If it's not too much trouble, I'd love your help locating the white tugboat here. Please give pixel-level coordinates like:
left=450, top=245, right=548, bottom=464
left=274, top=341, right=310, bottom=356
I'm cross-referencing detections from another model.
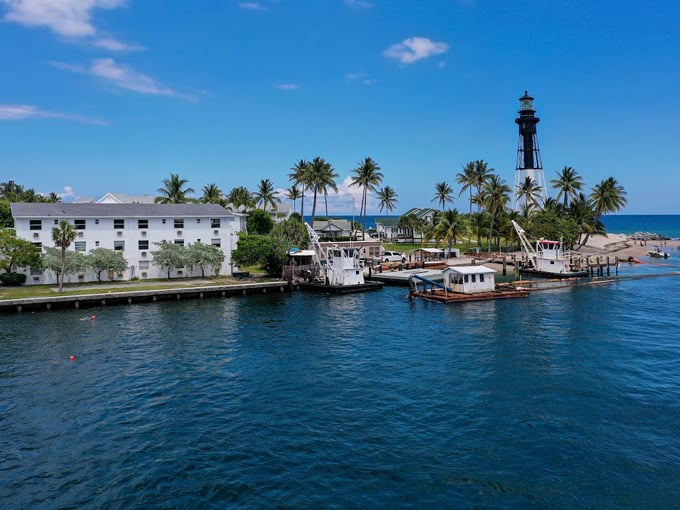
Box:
left=512, top=220, right=588, bottom=278
left=292, top=223, right=383, bottom=293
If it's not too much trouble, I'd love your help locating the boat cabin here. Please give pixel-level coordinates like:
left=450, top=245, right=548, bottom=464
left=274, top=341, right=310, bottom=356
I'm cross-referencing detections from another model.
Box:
left=443, top=265, right=495, bottom=294
left=534, top=239, right=571, bottom=273
left=326, top=246, right=364, bottom=286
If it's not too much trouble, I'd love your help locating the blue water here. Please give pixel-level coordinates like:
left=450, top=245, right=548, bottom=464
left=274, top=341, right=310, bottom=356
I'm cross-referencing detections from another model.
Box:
left=2, top=255, right=680, bottom=508
left=312, top=214, right=680, bottom=239
left=602, top=215, right=680, bottom=239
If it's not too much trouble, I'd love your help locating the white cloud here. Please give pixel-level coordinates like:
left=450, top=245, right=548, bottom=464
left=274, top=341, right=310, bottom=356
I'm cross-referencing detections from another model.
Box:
left=275, top=83, right=299, bottom=91
left=1, top=0, right=125, bottom=37
left=0, top=104, right=107, bottom=124
left=345, top=0, right=372, bottom=8
left=384, top=36, right=449, bottom=64
left=51, top=58, right=197, bottom=101
left=346, top=72, right=376, bottom=85
left=239, top=2, right=266, bottom=10
left=58, top=185, right=76, bottom=201
left=93, top=36, right=144, bottom=52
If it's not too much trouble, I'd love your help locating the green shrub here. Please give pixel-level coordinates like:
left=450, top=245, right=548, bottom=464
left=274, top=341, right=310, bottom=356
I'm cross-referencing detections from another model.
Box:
left=0, top=272, right=27, bottom=286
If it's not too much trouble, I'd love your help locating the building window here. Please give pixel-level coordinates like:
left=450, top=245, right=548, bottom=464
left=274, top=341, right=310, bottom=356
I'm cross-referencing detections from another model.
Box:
left=30, top=267, right=43, bottom=275
left=74, top=219, right=86, bottom=230
left=174, top=239, right=184, bottom=246
left=54, top=219, right=58, bottom=225
left=74, top=241, right=86, bottom=252
left=95, top=219, right=99, bottom=225
left=480, top=274, right=485, bottom=282
left=174, top=219, right=184, bottom=229
left=211, top=218, right=221, bottom=228
left=138, top=240, right=149, bottom=250
left=196, top=218, right=201, bottom=224
left=114, top=241, right=125, bottom=251
left=162, top=219, right=166, bottom=224
left=95, top=241, right=100, bottom=247
left=138, top=219, right=148, bottom=229
left=29, top=220, right=42, bottom=230
left=114, top=219, right=125, bottom=229
left=138, top=260, right=150, bottom=270
left=211, top=238, right=221, bottom=247
left=33, top=242, right=42, bottom=248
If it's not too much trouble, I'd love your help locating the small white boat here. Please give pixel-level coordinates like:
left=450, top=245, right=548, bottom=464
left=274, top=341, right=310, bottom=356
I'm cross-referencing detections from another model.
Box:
left=648, top=246, right=670, bottom=259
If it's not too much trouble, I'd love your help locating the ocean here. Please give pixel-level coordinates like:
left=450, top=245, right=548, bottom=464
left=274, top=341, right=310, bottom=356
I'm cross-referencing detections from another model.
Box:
left=310, top=214, right=680, bottom=239
left=2, top=216, right=680, bottom=508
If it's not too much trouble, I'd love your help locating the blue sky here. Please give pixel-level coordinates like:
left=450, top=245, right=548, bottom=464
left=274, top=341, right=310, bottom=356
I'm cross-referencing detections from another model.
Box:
left=1, top=0, right=679, bottom=214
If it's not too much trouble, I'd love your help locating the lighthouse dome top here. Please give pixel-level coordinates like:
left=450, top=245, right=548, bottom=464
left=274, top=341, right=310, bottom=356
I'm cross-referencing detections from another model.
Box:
left=519, top=91, right=535, bottom=111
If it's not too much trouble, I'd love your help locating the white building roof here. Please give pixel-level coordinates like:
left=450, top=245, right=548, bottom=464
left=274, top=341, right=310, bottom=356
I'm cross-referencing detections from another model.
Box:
left=443, top=265, right=495, bottom=275
left=10, top=203, right=233, bottom=218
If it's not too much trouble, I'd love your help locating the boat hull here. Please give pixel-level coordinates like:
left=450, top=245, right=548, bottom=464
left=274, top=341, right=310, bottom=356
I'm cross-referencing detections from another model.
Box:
left=409, top=287, right=528, bottom=304
left=519, top=268, right=589, bottom=279
left=299, top=281, right=384, bottom=294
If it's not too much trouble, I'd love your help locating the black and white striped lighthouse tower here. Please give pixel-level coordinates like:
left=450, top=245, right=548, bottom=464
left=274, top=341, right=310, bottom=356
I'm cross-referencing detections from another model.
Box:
left=513, top=91, right=547, bottom=211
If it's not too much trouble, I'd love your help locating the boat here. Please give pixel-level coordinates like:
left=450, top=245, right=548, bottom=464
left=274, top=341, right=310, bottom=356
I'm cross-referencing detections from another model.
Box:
left=287, top=223, right=383, bottom=294
left=647, top=246, right=670, bottom=259
left=512, top=220, right=588, bottom=278
left=408, top=265, right=529, bottom=303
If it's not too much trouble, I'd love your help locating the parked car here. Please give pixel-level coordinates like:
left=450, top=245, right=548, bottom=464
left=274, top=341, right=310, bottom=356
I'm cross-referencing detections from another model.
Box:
left=383, top=251, right=405, bottom=263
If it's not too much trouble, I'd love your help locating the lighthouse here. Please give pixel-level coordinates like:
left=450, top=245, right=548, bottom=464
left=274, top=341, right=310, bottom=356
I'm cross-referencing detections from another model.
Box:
left=513, top=91, right=547, bottom=211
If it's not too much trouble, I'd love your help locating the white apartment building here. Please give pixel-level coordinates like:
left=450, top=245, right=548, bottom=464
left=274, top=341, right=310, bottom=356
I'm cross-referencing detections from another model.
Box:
left=10, top=203, right=246, bottom=285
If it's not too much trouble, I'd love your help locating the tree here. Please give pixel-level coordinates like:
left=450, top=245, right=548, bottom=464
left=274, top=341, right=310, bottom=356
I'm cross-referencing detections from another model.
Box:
left=456, top=161, right=477, bottom=219
left=231, top=234, right=283, bottom=276
left=270, top=216, right=308, bottom=249
left=569, top=192, right=605, bottom=247
left=225, top=186, right=255, bottom=212
left=479, top=174, right=511, bottom=252
left=151, top=241, right=188, bottom=279
left=285, top=185, right=302, bottom=214
left=350, top=157, right=383, bottom=239
left=155, top=173, right=195, bottom=204
left=306, top=157, right=336, bottom=226
left=247, top=209, right=274, bottom=235
left=434, top=209, right=466, bottom=253
left=87, top=248, right=128, bottom=282
left=432, top=181, right=454, bottom=211
left=472, top=160, right=493, bottom=212
left=187, top=242, right=225, bottom=277
left=377, top=186, right=398, bottom=216
left=255, top=178, right=281, bottom=212
left=551, top=166, right=583, bottom=207
left=51, top=220, right=77, bottom=292
left=515, top=176, right=543, bottom=217
left=200, top=183, right=224, bottom=205
left=0, top=229, right=42, bottom=273
left=590, top=177, right=628, bottom=218
left=288, top=159, right=311, bottom=219
left=43, top=246, right=87, bottom=286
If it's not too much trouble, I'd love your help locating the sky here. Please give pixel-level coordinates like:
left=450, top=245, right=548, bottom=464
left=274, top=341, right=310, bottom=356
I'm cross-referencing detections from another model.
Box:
left=1, top=0, right=679, bottom=215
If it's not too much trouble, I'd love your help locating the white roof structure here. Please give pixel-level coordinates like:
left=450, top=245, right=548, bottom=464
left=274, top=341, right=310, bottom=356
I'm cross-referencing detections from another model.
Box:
left=97, top=193, right=156, bottom=204
left=444, top=265, right=496, bottom=275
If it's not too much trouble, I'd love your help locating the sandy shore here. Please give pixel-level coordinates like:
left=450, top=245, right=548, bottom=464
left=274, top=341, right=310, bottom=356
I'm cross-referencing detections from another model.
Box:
left=576, top=233, right=679, bottom=259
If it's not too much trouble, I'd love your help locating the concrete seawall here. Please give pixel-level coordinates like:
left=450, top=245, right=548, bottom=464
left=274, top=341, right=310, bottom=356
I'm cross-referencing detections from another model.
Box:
left=0, top=281, right=293, bottom=313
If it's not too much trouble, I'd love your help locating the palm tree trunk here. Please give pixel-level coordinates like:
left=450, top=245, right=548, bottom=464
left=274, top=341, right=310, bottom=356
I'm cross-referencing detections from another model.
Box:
left=59, top=246, right=65, bottom=292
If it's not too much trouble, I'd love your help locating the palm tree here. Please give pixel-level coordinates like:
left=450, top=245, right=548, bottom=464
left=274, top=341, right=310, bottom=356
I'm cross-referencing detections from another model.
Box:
left=456, top=161, right=476, bottom=218
left=434, top=209, right=466, bottom=254
left=377, top=186, right=398, bottom=216
left=285, top=185, right=302, bottom=214
left=155, top=173, right=195, bottom=204
left=288, top=159, right=310, bottom=220
left=200, top=183, right=223, bottom=204
left=569, top=192, right=604, bottom=247
left=350, top=157, right=384, bottom=238
left=551, top=166, right=583, bottom=207
left=315, top=161, right=339, bottom=225
left=255, top=178, right=281, bottom=212
left=306, top=157, right=336, bottom=226
left=225, top=186, right=255, bottom=212
left=479, top=174, right=511, bottom=252
left=472, top=160, right=493, bottom=212
left=52, top=220, right=77, bottom=293
left=432, top=181, right=454, bottom=211
left=515, top=176, right=543, bottom=217
left=590, top=177, right=628, bottom=218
